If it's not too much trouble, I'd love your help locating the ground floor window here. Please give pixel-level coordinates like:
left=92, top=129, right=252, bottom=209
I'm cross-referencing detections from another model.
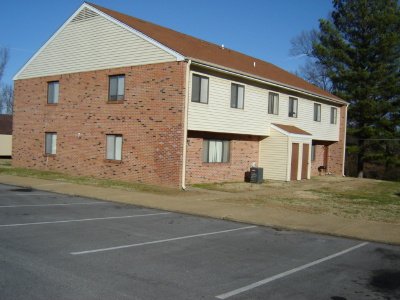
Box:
left=311, top=145, right=316, bottom=161
left=203, top=139, right=230, bottom=163
left=106, top=134, right=123, bottom=160
left=45, top=132, right=57, bottom=155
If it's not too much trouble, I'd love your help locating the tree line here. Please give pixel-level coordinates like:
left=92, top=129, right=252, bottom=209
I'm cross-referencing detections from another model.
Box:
left=0, top=48, right=13, bottom=115
left=290, top=0, right=400, bottom=177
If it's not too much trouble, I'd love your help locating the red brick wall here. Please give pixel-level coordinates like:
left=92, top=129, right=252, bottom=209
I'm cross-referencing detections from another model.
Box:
left=327, top=105, right=347, bottom=175
left=185, top=131, right=260, bottom=184
left=311, top=105, right=347, bottom=176
left=12, top=62, right=186, bottom=187
left=311, top=145, right=327, bottom=176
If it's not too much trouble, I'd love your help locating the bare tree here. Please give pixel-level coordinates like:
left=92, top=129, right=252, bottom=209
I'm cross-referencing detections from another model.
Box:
left=289, top=30, right=332, bottom=92
left=0, top=47, right=13, bottom=114
left=0, top=48, right=9, bottom=83
left=0, top=84, right=13, bottom=114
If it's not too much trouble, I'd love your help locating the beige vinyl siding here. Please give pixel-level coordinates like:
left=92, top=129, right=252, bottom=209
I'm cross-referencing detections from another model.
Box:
left=188, top=70, right=340, bottom=141
left=16, top=15, right=176, bottom=80
left=188, top=71, right=268, bottom=136
left=0, top=135, right=12, bottom=156
left=259, top=128, right=288, bottom=181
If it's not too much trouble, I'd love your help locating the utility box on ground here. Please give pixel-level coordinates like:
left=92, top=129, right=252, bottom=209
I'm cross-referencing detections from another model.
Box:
left=250, top=167, right=263, bottom=184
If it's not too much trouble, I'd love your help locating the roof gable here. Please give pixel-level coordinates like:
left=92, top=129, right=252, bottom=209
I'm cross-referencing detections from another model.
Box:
left=14, top=3, right=183, bottom=80
left=87, top=2, right=344, bottom=104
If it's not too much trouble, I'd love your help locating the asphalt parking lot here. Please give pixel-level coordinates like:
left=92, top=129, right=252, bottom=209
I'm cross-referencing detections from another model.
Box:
left=0, top=183, right=399, bottom=300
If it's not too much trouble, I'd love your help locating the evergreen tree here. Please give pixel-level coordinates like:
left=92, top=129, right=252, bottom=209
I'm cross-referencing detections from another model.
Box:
left=312, top=0, right=400, bottom=177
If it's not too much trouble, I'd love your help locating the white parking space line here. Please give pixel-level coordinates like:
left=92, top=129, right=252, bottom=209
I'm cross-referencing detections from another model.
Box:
left=71, top=225, right=257, bottom=255
left=0, top=202, right=110, bottom=208
left=0, top=212, right=170, bottom=228
left=11, top=193, right=49, bottom=196
left=215, top=242, right=369, bottom=299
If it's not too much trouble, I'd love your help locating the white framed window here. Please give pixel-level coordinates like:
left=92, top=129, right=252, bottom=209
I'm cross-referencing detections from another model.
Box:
left=191, top=74, right=209, bottom=104
left=314, top=103, right=321, bottom=122
left=109, top=75, right=125, bottom=101
left=268, top=92, right=279, bottom=115
left=331, top=107, right=337, bottom=124
left=47, top=81, right=59, bottom=104
left=106, top=134, right=123, bottom=160
left=202, top=139, right=230, bottom=163
left=45, top=132, right=57, bottom=155
left=289, top=97, right=298, bottom=118
left=231, top=83, right=244, bottom=109
left=311, top=145, right=316, bottom=161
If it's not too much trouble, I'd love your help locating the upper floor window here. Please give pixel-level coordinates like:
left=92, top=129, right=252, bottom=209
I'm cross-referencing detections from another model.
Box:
left=109, top=75, right=125, bottom=101
left=314, top=103, right=321, bottom=122
left=268, top=92, right=279, bottom=115
left=231, top=83, right=244, bottom=109
left=330, top=107, right=338, bottom=124
left=47, top=81, right=59, bottom=104
left=191, top=74, right=209, bottom=104
left=289, top=97, right=298, bottom=118
left=202, top=139, right=230, bottom=163
left=106, top=134, right=123, bottom=161
left=45, top=132, right=57, bottom=155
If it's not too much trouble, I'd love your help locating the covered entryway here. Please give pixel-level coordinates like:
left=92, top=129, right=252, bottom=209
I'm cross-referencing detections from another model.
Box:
left=259, top=124, right=312, bottom=181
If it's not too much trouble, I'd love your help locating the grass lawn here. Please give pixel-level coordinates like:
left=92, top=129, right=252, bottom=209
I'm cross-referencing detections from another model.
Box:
left=193, top=176, right=400, bottom=223
left=0, top=160, right=182, bottom=195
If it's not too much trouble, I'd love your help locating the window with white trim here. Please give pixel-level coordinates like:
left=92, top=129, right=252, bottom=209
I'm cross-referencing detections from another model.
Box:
left=311, top=145, right=316, bottom=161
left=289, top=97, right=298, bottom=118
left=45, top=132, right=57, bottom=155
left=330, top=107, right=337, bottom=124
left=202, top=139, right=230, bottom=163
left=191, top=74, right=209, bottom=103
left=314, top=103, right=321, bottom=122
left=268, top=92, right=279, bottom=115
left=108, top=75, right=125, bottom=101
left=47, top=81, right=59, bottom=104
left=231, top=83, right=244, bottom=109
left=106, top=134, right=123, bottom=160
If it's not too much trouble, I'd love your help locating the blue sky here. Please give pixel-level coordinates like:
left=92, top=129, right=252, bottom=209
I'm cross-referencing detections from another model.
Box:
left=1, top=0, right=333, bottom=85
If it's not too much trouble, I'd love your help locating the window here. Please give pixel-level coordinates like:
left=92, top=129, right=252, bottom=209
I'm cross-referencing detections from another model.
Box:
left=106, top=134, right=123, bottom=160
left=45, top=133, right=57, bottom=155
left=311, top=145, right=316, bottom=161
left=47, top=81, right=59, bottom=104
left=231, top=83, right=244, bottom=109
left=289, top=97, right=298, bottom=118
left=331, top=107, right=337, bottom=124
left=202, top=139, right=230, bottom=163
left=314, top=103, right=321, bottom=122
left=108, top=75, right=125, bottom=101
left=191, top=74, right=209, bottom=103
left=268, top=92, right=279, bottom=115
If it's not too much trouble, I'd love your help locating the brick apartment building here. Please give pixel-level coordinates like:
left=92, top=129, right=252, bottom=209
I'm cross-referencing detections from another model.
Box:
left=13, top=2, right=348, bottom=188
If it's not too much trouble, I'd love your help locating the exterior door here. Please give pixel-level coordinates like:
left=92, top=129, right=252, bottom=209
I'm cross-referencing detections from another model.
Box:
left=302, top=144, right=309, bottom=179
left=291, top=143, right=299, bottom=181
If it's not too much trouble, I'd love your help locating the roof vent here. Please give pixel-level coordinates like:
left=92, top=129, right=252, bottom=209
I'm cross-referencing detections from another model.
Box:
left=221, top=44, right=225, bottom=49
left=71, top=8, right=99, bottom=23
left=253, top=61, right=256, bottom=67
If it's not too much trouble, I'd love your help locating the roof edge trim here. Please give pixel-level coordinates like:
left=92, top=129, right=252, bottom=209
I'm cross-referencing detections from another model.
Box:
left=190, top=59, right=347, bottom=105
left=85, top=3, right=185, bottom=62
left=13, top=3, right=185, bottom=80
left=270, top=124, right=313, bottom=139
left=13, top=3, right=89, bottom=80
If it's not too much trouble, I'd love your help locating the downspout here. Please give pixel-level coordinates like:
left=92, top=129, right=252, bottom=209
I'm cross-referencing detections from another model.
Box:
left=342, top=103, right=349, bottom=176
left=181, top=59, right=191, bottom=190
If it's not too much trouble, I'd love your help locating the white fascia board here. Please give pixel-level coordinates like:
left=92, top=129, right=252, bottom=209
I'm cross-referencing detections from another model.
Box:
left=85, top=3, right=185, bottom=62
left=13, top=3, right=185, bottom=81
left=13, top=3, right=88, bottom=80
left=270, top=124, right=313, bottom=140
left=190, top=59, right=347, bottom=106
